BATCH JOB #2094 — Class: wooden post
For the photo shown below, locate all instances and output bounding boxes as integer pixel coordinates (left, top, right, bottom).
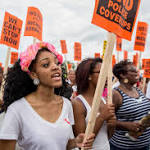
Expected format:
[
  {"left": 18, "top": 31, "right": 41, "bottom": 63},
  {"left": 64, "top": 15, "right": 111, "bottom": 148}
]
[
  {"left": 107, "top": 57, "right": 113, "bottom": 104},
  {"left": 117, "top": 51, "right": 119, "bottom": 63},
  {"left": 64, "top": 54, "right": 68, "bottom": 73},
  {"left": 137, "top": 52, "right": 142, "bottom": 70},
  {"left": 81, "top": 32, "right": 116, "bottom": 150},
  {"left": 0, "top": 47, "right": 11, "bottom": 101},
  {"left": 33, "top": 38, "right": 36, "bottom": 44}
]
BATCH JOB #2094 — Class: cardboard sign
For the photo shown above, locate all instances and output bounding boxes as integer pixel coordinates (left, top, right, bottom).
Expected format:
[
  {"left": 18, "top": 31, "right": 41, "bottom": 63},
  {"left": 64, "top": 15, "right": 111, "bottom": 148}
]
[
  {"left": 95, "top": 53, "right": 100, "bottom": 58},
  {"left": 24, "top": 7, "right": 43, "bottom": 41},
  {"left": 116, "top": 36, "right": 122, "bottom": 51},
  {"left": 0, "top": 12, "right": 23, "bottom": 49},
  {"left": 102, "top": 40, "right": 107, "bottom": 58},
  {"left": 67, "top": 63, "right": 72, "bottom": 70},
  {"left": 60, "top": 40, "right": 67, "bottom": 54},
  {"left": 142, "top": 59, "right": 150, "bottom": 69},
  {"left": 134, "top": 21, "right": 148, "bottom": 52},
  {"left": 124, "top": 50, "right": 128, "bottom": 60},
  {"left": 74, "top": 42, "right": 81, "bottom": 61},
  {"left": 92, "top": 0, "right": 141, "bottom": 40},
  {"left": 143, "top": 69, "right": 150, "bottom": 78},
  {"left": 10, "top": 52, "right": 18, "bottom": 64}
]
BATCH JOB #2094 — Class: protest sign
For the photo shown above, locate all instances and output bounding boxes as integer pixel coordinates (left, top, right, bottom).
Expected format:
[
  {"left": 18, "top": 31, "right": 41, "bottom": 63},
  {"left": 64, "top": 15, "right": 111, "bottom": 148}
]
[
  {"left": 0, "top": 12, "right": 22, "bottom": 49},
  {"left": 116, "top": 36, "right": 122, "bottom": 51},
  {"left": 10, "top": 52, "right": 18, "bottom": 64},
  {"left": 92, "top": 0, "right": 141, "bottom": 40},
  {"left": 60, "top": 40, "right": 67, "bottom": 54},
  {"left": 102, "top": 40, "right": 107, "bottom": 58},
  {"left": 95, "top": 53, "right": 100, "bottom": 58},
  {"left": 134, "top": 21, "right": 148, "bottom": 52},
  {"left": 124, "top": 50, "right": 128, "bottom": 60},
  {"left": 74, "top": 42, "right": 81, "bottom": 61},
  {"left": 24, "top": 7, "right": 43, "bottom": 41}
]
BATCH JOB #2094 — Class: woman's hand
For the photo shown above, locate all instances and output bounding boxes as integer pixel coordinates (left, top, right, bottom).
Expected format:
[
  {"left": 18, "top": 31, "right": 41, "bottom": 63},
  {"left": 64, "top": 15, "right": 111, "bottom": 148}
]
[
  {"left": 75, "top": 133, "right": 95, "bottom": 149},
  {"left": 107, "top": 115, "right": 116, "bottom": 127},
  {"left": 99, "top": 101, "right": 115, "bottom": 121},
  {"left": 124, "top": 122, "right": 142, "bottom": 132}
]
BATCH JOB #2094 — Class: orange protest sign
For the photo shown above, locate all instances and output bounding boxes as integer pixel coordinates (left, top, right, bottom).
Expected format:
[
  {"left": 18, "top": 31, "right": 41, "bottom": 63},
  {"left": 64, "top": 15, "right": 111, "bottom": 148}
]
[
  {"left": 92, "top": 0, "right": 141, "bottom": 41},
  {"left": 112, "top": 55, "right": 116, "bottom": 67},
  {"left": 74, "top": 42, "right": 81, "bottom": 61},
  {"left": 67, "top": 63, "right": 72, "bottom": 70},
  {"left": 0, "top": 62, "right": 2, "bottom": 67},
  {"left": 134, "top": 22, "right": 148, "bottom": 52},
  {"left": 116, "top": 36, "right": 122, "bottom": 51},
  {"left": 10, "top": 52, "right": 18, "bottom": 64},
  {"left": 142, "top": 59, "right": 150, "bottom": 69},
  {"left": 124, "top": 50, "right": 128, "bottom": 60},
  {"left": 133, "top": 53, "right": 138, "bottom": 67},
  {"left": 60, "top": 40, "right": 67, "bottom": 54},
  {"left": 24, "top": 7, "right": 43, "bottom": 41},
  {"left": 95, "top": 53, "right": 100, "bottom": 58},
  {"left": 0, "top": 12, "right": 23, "bottom": 49},
  {"left": 143, "top": 69, "right": 150, "bottom": 78}
]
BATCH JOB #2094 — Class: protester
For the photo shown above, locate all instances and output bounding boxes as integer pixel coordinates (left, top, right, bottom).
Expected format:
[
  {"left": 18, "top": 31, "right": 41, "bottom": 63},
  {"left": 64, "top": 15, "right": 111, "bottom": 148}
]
[
  {"left": 72, "top": 58, "right": 116, "bottom": 150},
  {"left": 146, "top": 78, "right": 150, "bottom": 99},
  {"left": 0, "top": 67, "right": 3, "bottom": 108},
  {"left": 109, "top": 60, "right": 150, "bottom": 150},
  {"left": 0, "top": 42, "right": 94, "bottom": 150},
  {"left": 67, "top": 69, "right": 77, "bottom": 100}
]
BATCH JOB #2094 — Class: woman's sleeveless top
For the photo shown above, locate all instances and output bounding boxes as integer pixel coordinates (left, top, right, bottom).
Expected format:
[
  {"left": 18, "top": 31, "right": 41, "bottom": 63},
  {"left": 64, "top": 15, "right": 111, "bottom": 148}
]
[{"left": 109, "top": 87, "right": 150, "bottom": 149}]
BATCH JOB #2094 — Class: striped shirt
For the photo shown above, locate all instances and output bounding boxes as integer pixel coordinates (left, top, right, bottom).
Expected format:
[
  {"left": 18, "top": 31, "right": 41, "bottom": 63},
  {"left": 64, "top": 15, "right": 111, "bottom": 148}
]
[{"left": 109, "top": 87, "right": 150, "bottom": 149}]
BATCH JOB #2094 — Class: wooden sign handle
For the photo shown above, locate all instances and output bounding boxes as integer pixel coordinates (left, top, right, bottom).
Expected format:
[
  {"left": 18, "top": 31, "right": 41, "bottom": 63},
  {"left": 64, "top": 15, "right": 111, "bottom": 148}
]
[
  {"left": 0, "top": 47, "right": 11, "bottom": 101},
  {"left": 81, "top": 32, "right": 116, "bottom": 150},
  {"left": 107, "top": 57, "right": 113, "bottom": 104}
]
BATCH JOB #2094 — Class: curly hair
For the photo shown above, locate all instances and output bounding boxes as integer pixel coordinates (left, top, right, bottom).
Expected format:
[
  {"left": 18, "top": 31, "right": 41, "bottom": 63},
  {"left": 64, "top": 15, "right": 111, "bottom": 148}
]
[
  {"left": 113, "top": 59, "right": 133, "bottom": 81},
  {"left": 76, "top": 57, "right": 102, "bottom": 94},
  {"left": 54, "top": 63, "right": 73, "bottom": 99},
  {"left": 0, "top": 48, "right": 72, "bottom": 113}
]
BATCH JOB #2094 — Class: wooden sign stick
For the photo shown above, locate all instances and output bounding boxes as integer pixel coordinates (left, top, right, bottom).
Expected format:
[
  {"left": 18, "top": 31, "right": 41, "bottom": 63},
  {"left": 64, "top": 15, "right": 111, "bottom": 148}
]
[
  {"left": 64, "top": 54, "right": 69, "bottom": 73},
  {"left": 33, "top": 37, "right": 36, "bottom": 44},
  {"left": 81, "top": 32, "right": 116, "bottom": 150},
  {"left": 137, "top": 52, "right": 142, "bottom": 70},
  {"left": 107, "top": 57, "right": 113, "bottom": 104},
  {"left": 0, "top": 47, "right": 11, "bottom": 101},
  {"left": 117, "top": 51, "right": 119, "bottom": 63}
]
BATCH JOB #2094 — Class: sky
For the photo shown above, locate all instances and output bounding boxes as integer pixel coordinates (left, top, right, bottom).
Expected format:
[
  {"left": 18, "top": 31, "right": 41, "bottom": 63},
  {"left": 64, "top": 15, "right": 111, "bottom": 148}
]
[{"left": 0, "top": 0, "right": 149, "bottom": 66}]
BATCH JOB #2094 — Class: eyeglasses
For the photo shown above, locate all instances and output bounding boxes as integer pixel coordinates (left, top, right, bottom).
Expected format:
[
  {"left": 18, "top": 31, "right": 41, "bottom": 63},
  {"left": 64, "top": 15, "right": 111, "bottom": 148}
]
[
  {"left": 92, "top": 71, "right": 100, "bottom": 74},
  {"left": 127, "top": 69, "right": 138, "bottom": 73}
]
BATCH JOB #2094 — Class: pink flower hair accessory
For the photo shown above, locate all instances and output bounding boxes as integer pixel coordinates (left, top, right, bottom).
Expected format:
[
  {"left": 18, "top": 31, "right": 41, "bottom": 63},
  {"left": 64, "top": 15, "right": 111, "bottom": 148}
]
[{"left": 19, "top": 42, "right": 63, "bottom": 72}]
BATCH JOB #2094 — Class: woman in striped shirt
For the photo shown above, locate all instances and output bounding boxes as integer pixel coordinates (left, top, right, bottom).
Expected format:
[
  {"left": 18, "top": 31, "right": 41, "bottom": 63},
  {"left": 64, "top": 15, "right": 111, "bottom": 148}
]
[{"left": 109, "top": 60, "right": 150, "bottom": 150}]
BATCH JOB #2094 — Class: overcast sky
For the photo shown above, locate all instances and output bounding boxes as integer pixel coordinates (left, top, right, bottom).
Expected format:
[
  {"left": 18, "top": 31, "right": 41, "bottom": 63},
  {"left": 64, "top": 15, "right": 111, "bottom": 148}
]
[{"left": 0, "top": 0, "right": 149, "bottom": 66}]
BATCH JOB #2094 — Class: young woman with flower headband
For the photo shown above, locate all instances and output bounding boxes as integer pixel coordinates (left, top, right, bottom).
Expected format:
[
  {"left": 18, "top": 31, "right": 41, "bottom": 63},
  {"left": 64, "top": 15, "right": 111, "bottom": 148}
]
[{"left": 0, "top": 42, "right": 94, "bottom": 150}]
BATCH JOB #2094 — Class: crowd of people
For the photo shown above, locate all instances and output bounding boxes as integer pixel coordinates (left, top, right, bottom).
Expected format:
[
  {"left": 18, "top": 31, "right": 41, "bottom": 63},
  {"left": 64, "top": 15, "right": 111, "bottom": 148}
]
[{"left": 0, "top": 42, "right": 150, "bottom": 150}]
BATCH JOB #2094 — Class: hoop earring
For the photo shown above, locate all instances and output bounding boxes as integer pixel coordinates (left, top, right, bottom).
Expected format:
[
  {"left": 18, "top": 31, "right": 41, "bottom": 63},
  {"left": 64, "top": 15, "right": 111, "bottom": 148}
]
[
  {"left": 33, "top": 78, "right": 40, "bottom": 85},
  {"left": 124, "top": 78, "right": 128, "bottom": 84},
  {"left": 88, "top": 77, "right": 92, "bottom": 80}
]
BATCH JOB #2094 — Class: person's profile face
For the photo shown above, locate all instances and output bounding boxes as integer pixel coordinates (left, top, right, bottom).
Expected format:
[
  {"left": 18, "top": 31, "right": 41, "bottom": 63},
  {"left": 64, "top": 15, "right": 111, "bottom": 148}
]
[{"left": 125, "top": 64, "right": 139, "bottom": 83}]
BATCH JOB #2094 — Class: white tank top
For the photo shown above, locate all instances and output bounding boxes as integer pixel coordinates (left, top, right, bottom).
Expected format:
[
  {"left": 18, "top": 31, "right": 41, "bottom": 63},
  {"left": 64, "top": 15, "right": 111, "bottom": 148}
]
[{"left": 77, "top": 95, "right": 110, "bottom": 150}]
